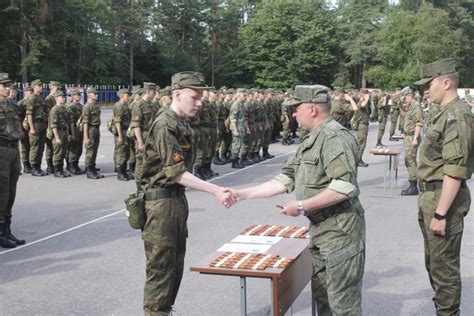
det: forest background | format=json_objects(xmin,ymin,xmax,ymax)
[{"xmin": 0, "ymin": 0, "xmax": 472, "ymax": 90}]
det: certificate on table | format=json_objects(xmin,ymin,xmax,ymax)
[
  {"xmin": 217, "ymin": 243, "xmax": 272, "ymax": 254},
  {"xmin": 231, "ymin": 235, "xmax": 282, "ymax": 245}
]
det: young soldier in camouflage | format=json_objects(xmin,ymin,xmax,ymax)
[
  {"xmin": 44, "ymin": 81, "xmax": 61, "ymax": 174},
  {"xmin": 49, "ymin": 91, "xmax": 71, "ymax": 178},
  {"xmin": 66, "ymin": 89, "xmax": 84, "ymax": 175},
  {"xmin": 82, "ymin": 87, "xmax": 104, "ymax": 179},
  {"xmin": 17, "ymin": 86, "xmax": 33, "ymax": 174},
  {"xmin": 27, "ymin": 79, "xmax": 48, "ymax": 176},
  {"xmin": 113, "ymin": 88, "xmax": 131, "ymax": 181},
  {"xmin": 139, "ymin": 71, "xmax": 235, "ymax": 315},
  {"xmin": 415, "ymin": 58, "xmax": 472, "ymax": 315},
  {"xmin": 227, "ymin": 85, "xmax": 366, "ymax": 316}
]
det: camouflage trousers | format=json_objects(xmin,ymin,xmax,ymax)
[
  {"xmin": 52, "ymin": 130, "xmax": 68, "ymax": 165},
  {"xmin": 230, "ymin": 129, "xmax": 243, "ymax": 159},
  {"xmin": 20, "ymin": 132, "xmax": 30, "ymax": 163},
  {"xmin": 215, "ymin": 121, "xmax": 226, "ymax": 153},
  {"xmin": 68, "ymin": 127, "xmax": 83, "ymax": 163},
  {"xmin": 239, "ymin": 128, "xmax": 253, "ymax": 156},
  {"xmin": 142, "ymin": 194, "xmax": 189, "ymax": 315},
  {"xmin": 195, "ymin": 126, "xmax": 210, "ymax": 166},
  {"xmin": 249, "ymin": 125, "xmax": 258, "ymax": 154},
  {"xmin": 205, "ymin": 127, "xmax": 217, "ymax": 164},
  {"xmin": 219, "ymin": 131, "xmax": 232, "ymax": 158},
  {"xmin": 309, "ymin": 206, "xmax": 365, "ymax": 316},
  {"xmin": 84, "ymin": 126, "xmax": 100, "ymax": 166},
  {"xmin": 399, "ymin": 113, "xmax": 405, "ymax": 132},
  {"xmin": 357, "ymin": 122, "xmax": 369, "ymax": 161},
  {"xmin": 377, "ymin": 116, "xmax": 387, "ymax": 143},
  {"xmin": 128, "ymin": 140, "xmax": 136, "ymax": 165},
  {"xmin": 114, "ymin": 132, "xmax": 130, "ymax": 166},
  {"xmin": 389, "ymin": 109, "xmax": 400, "ymax": 137},
  {"xmin": 28, "ymin": 122, "xmax": 46, "ymax": 166},
  {"xmin": 403, "ymin": 135, "xmax": 419, "ymax": 181},
  {"xmin": 263, "ymin": 124, "xmax": 273, "ymax": 149},
  {"xmin": 418, "ymin": 186, "xmax": 470, "ymax": 316},
  {"xmin": 281, "ymin": 116, "xmax": 291, "ymax": 139},
  {"xmin": 0, "ymin": 146, "xmax": 20, "ymax": 224},
  {"xmin": 45, "ymin": 135, "xmax": 53, "ymax": 162}
]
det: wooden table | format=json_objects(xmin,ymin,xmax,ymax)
[
  {"xmin": 190, "ymin": 236, "xmax": 313, "ymax": 316},
  {"xmin": 370, "ymin": 147, "xmax": 402, "ymax": 195}
]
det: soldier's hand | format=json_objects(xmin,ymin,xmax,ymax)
[
  {"xmin": 280, "ymin": 201, "xmax": 300, "ymax": 217},
  {"xmin": 233, "ymin": 131, "xmax": 240, "ymax": 137},
  {"xmin": 137, "ymin": 142, "xmax": 145, "ymax": 152},
  {"xmin": 84, "ymin": 138, "xmax": 91, "ymax": 145},
  {"xmin": 430, "ymin": 218, "xmax": 446, "ymax": 237},
  {"xmin": 29, "ymin": 129, "xmax": 36, "ymax": 136},
  {"xmin": 411, "ymin": 138, "xmax": 418, "ymax": 148},
  {"xmin": 55, "ymin": 137, "xmax": 62, "ymax": 145},
  {"xmin": 117, "ymin": 137, "xmax": 123, "ymax": 145}
]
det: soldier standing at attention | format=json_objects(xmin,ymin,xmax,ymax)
[
  {"xmin": 159, "ymin": 87, "xmax": 172, "ymax": 109},
  {"xmin": 262, "ymin": 89, "xmax": 275, "ymax": 159},
  {"xmin": 229, "ymin": 88, "xmax": 246, "ymax": 169},
  {"xmin": 82, "ymin": 87, "xmax": 104, "ymax": 179},
  {"xmin": 17, "ymin": 86, "xmax": 33, "ymax": 174},
  {"xmin": 227, "ymin": 85, "xmax": 365, "ymax": 315},
  {"xmin": 415, "ymin": 58, "xmax": 472, "ymax": 315},
  {"xmin": 463, "ymin": 89, "xmax": 473, "ymax": 110},
  {"xmin": 49, "ymin": 91, "xmax": 71, "ymax": 178},
  {"xmin": 399, "ymin": 87, "xmax": 423, "ymax": 196},
  {"xmin": 66, "ymin": 89, "xmax": 84, "ymax": 175},
  {"xmin": 389, "ymin": 87, "xmax": 401, "ymax": 141},
  {"xmin": 0, "ymin": 73, "xmax": 25, "ymax": 248},
  {"xmin": 376, "ymin": 92, "xmax": 389, "ymax": 147},
  {"xmin": 127, "ymin": 86, "xmax": 143, "ymax": 178},
  {"xmin": 113, "ymin": 88, "xmax": 131, "ymax": 181},
  {"xmin": 205, "ymin": 89, "xmax": 219, "ymax": 177},
  {"xmin": 281, "ymin": 89, "xmax": 294, "ymax": 146},
  {"xmin": 139, "ymin": 71, "xmax": 235, "ymax": 315},
  {"xmin": 27, "ymin": 79, "xmax": 48, "ymax": 176},
  {"xmin": 354, "ymin": 90, "xmax": 370, "ymax": 167},
  {"xmin": 44, "ymin": 81, "xmax": 61, "ymax": 174}
]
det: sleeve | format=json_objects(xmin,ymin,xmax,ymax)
[
  {"xmin": 229, "ymin": 103, "xmax": 238, "ymax": 122},
  {"xmin": 156, "ymin": 126, "xmax": 188, "ymax": 180},
  {"xmin": 442, "ymin": 115, "xmax": 471, "ymax": 179},
  {"xmin": 274, "ymin": 154, "xmax": 297, "ymax": 193},
  {"xmin": 130, "ymin": 104, "xmax": 142, "ymax": 128},
  {"xmin": 113, "ymin": 104, "xmax": 122, "ymax": 123},
  {"xmin": 414, "ymin": 103, "xmax": 424, "ymax": 127},
  {"xmin": 26, "ymin": 97, "xmax": 34, "ymax": 115},
  {"xmin": 82, "ymin": 104, "xmax": 90, "ymax": 124},
  {"xmin": 49, "ymin": 108, "xmax": 58, "ymax": 129}
]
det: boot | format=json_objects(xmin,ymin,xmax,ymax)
[
  {"xmin": 286, "ymin": 138, "xmax": 294, "ymax": 145},
  {"xmin": 31, "ymin": 164, "xmax": 46, "ymax": 177},
  {"xmin": 231, "ymin": 158, "xmax": 244, "ymax": 169},
  {"xmin": 72, "ymin": 161, "xmax": 83, "ymax": 175},
  {"xmin": 240, "ymin": 155, "xmax": 252, "ymax": 166},
  {"xmin": 201, "ymin": 164, "xmax": 212, "ymax": 179},
  {"xmin": 62, "ymin": 163, "xmax": 72, "ymax": 177},
  {"xmin": 193, "ymin": 165, "xmax": 206, "ymax": 180},
  {"xmin": 254, "ymin": 152, "xmax": 264, "ymax": 162},
  {"xmin": 282, "ymin": 138, "xmax": 289, "ymax": 146},
  {"xmin": 207, "ymin": 163, "xmax": 219, "ymax": 177},
  {"xmin": 0, "ymin": 224, "xmax": 17, "ymax": 248},
  {"xmin": 54, "ymin": 165, "xmax": 66, "ymax": 178},
  {"xmin": 117, "ymin": 164, "xmax": 130, "ymax": 181},
  {"xmin": 213, "ymin": 152, "xmax": 224, "ymax": 165},
  {"xmin": 375, "ymin": 141, "xmax": 386, "ymax": 148},
  {"xmin": 128, "ymin": 163, "xmax": 135, "ymax": 178},
  {"xmin": 86, "ymin": 165, "xmax": 101, "ymax": 179},
  {"xmin": 5, "ymin": 221, "xmax": 25, "ymax": 246},
  {"xmin": 248, "ymin": 153, "xmax": 258, "ymax": 164},
  {"xmin": 358, "ymin": 160, "xmax": 369, "ymax": 167},
  {"xmin": 262, "ymin": 148, "xmax": 274, "ymax": 159},
  {"xmin": 93, "ymin": 164, "xmax": 104, "ymax": 178},
  {"xmin": 47, "ymin": 159, "xmax": 54, "ymax": 174},
  {"xmin": 23, "ymin": 162, "xmax": 32, "ymax": 174},
  {"xmin": 66, "ymin": 160, "xmax": 72, "ymax": 173},
  {"xmin": 401, "ymin": 180, "xmax": 419, "ymax": 196}
]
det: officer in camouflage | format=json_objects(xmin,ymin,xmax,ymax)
[
  {"xmin": 228, "ymin": 84, "xmax": 366, "ymax": 315},
  {"xmin": 415, "ymin": 58, "xmax": 472, "ymax": 315},
  {"xmin": 0, "ymin": 73, "xmax": 25, "ymax": 248},
  {"xmin": 139, "ymin": 71, "xmax": 234, "ymax": 315}
]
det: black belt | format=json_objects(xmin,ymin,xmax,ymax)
[
  {"xmin": 0, "ymin": 138, "xmax": 18, "ymax": 148},
  {"xmin": 56, "ymin": 127, "xmax": 68, "ymax": 131},
  {"xmin": 419, "ymin": 180, "xmax": 466, "ymax": 192},
  {"xmin": 306, "ymin": 200, "xmax": 353, "ymax": 225},
  {"xmin": 89, "ymin": 124, "xmax": 100, "ymax": 128},
  {"xmin": 145, "ymin": 187, "xmax": 186, "ymax": 200},
  {"xmin": 405, "ymin": 132, "xmax": 414, "ymax": 136}
]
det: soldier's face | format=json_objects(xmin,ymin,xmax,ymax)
[
  {"xmin": 176, "ymin": 88, "xmax": 202, "ymax": 117},
  {"xmin": 34, "ymin": 84, "xmax": 42, "ymax": 93},
  {"xmin": 426, "ymin": 77, "xmax": 444, "ymax": 104},
  {"xmin": 0, "ymin": 83, "xmax": 10, "ymax": 98},
  {"xmin": 293, "ymin": 103, "xmax": 315, "ymax": 128},
  {"xmin": 56, "ymin": 96, "xmax": 65, "ymax": 104}
]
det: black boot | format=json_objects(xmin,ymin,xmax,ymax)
[
  {"xmin": 0, "ymin": 223, "xmax": 17, "ymax": 248},
  {"xmin": 401, "ymin": 180, "xmax": 419, "ymax": 196},
  {"xmin": 5, "ymin": 221, "xmax": 25, "ymax": 246},
  {"xmin": 282, "ymin": 139, "xmax": 289, "ymax": 145},
  {"xmin": 254, "ymin": 152, "xmax": 264, "ymax": 162},
  {"xmin": 66, "ymin": 160, "xmax": 72, "ymax": 173},
  {"xmin": 201, "ymin": 164, "xmax": 212, "ymax": 179},
  {"xmin": 213, "ymin": 152, "xmax": 224, "ymax": 165},
  {"xmin": 376, "ymin": 141, "xmax": 386, "ymax": 148},
  {"xmin": 72, "ymin": 162, "xmax": 83, "ymax": 175},
  {"xmin": 31, "ymin": 164, "xmax": 46, "ymax": 177},
  {"xmin": 262, "ymin": 148, "xmax": 274, "ymax": 159},
  {"xmin": 62, "ymin": 163, "xmax": 72, "ymax": 177},
  {"xmin": 117, "ymin": 164, "xmax": 130, "ymax": 181},
  {"xmin": 193, "ymin": 165, "xmax": 206, "ymax": 180},
  {"xmin": 47, "ymin": 159, "xmax": 54, "ymax": 174},
  {"xmin": 240, "ymin": 155, "xmax": 252, "ymax": 166},
  {"xmin": 54, "ymin": 165, "xmax": 66, "ymax": 178},
  {"xmin": 86, "ymin": 165, "xmax": 100, "ymax": 179},
  {"xmin": 231, "ymin": 158, "xmax": 244, "ymax": 169},
  {"xmin": 207, "ymin": 163, "xmax": 219, "ymax": 177},
  {"xmin": 23, "ymin": 162, "xmax": 32, "ymax": 174},
  {"xmin": 358, "ymin": 160, "xmax": 369, "ymax": 167},
  {"xmin": 93, "ymin": 164, "xmax": 104, "ymax": 178}
]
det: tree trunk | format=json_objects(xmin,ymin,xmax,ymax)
[{"xmin": 19, "ymin": 0, "xmax": 28, "ymax": 83}]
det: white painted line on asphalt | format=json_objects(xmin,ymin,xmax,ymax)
[
  {"xmin": 0, "ymin": 209, "xmax": 125, "ymax": 256},
  {"xmin": 0, "ymin": 150, "xmax": 295, "ymax": 255}
]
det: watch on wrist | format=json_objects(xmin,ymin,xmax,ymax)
[
  {"xmin": 434, "ymin": 212, "xmax": 446, "ymax": 220},
  {"xmin": 297, "ymin": 201, "xmax": 308, "ymax": 216}
]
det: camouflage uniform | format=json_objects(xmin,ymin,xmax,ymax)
[
  {"xmin": 82, "ymin": 89, "xmax": 103, "ymax": 178},
  {"xmin": 354, "ymin": 96, "xmax": 370, "ymax": 166},
  {"xmin": 26, "ymin": 87, "xmax": 48, "ymax": 175},
  {"xmin": 331, "ymin": 99, "xmax": 352, "ymax": 127},
  {"xmin": 275, "ymin": 90, "xmax": 365, "ymax": 315},
  {"xmin": 415, "ymin": 59, "xmax": 473, "ymax": 315},
  {"xmin": 113, "ymin": 89, "xmax": 132, "ymax": 180},
  {"xmin": 229, "ymin": 97, "xmax": 245, "ymax": 166},
  {"xmin": 403, "ymin": 97, "xmax": 423, "ymax": 182},
  {"xmin": 66, "ymin": 92, "xmax": 84, "ymax": 174},
  {"xmin": 16, "ymin": 89, "xmax": 31, "ymax": 172},
  {"xmin": 44, "ymin": 91, "xmax": 57, "ymax": 172},
  {"xmin": 49, "ymin": 92, "xmax": 70, "ymax": 177},
  {"xmin": 389, "ymin": 93, "xmax": 400, "ymax": 138},
  {"xmin": 376, "ymin": 94, "xmax": 389, "ymax": 146}
]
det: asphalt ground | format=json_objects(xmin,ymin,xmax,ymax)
[{"xmin": 1, "ymin": 108, "xmax": 473, "ymax": 315}]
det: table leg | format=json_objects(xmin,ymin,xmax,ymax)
[
  {"xmin": 240, "ymin": 276, "xmax": 247, "ymax": 316},
  {"xmin": 384, "ymin": 156, "xmax": 388, "ymax": 196},
  {"xmin": 388, "ymin": 155, "xmax": 393, "ymax": 192},
  {"xmin": 312, "ymin": 297, "xmax": 316, "ymax": 316}
]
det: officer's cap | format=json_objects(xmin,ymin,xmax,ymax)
[
  {"xmin": 171, "ymin": 71, "xmax": 211, "ymax": 91},
  {"xmin": 414, "ymin": 58, "xmax": 457, "ymax": 86},
  {"xmin": 286, "ymin": 85, "xmax": 331, "ymax": 107}
]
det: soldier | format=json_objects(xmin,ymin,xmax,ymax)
[
  {"xmin": 262, "ymin": 90, "xmax": 275, "ymax": 159},
  {"xmin": 0, "ymin": 73, "xmax": 25, "ymax": 248},
  {"xmin": 194, "ymin": 90, "xmax": 211, "ymax": 179},
  {"xmin": 213, "ymin": 90, "xmax": 227, "ymax": 165},
  {"xmin": 415, "ymin": 58, "xmax": 472, "ymax": 315},
  {"xmin": 281, "ymin": 89, "xmax": 294, "ymax": 145},
  {"xmin": 227, "ymin": 85, "xmax": 365, "ymax": 315},
  {"xmin": 389, "ymin": 87, "xmax": 401, "ymax": 140},
  {"xmin": 376, "ymin": 92, "xmax": 389, "ymax": 147},
  {"xmin": 353, "ymin": 90, "xmax": 370, "ymax": 167},
  {"xmin": 8, "ymin": 85, "xmax": 18, "ymax": 104},
  {"xmin": 205, "ymin": 89, "xmax": 219, "ymax": 177},
  {"xmin": 229, "ymin": 88, "xmax": 246, "ymax": 169},
  {"xmin": 331, "ymin": 88, "xmax": 356, "ymax": 127},
  {"xmin": 218, "ymin": 89, "xmax": 233, "ymax": 164},
  {"xmin": 139, "ymin": 71, "xmax": 234, "ymax": 315},
  {"xmin": 44, "ymin": 81, "xmax": 61, "ymax": 174},
  {"xmin": 159, "ymin": 87, "xmax": 172, "ymax": 108},
  {"xmin": 49, "ymin": 91, "xmax": 71, "ymax": 178},
  {"xmin": 127, "ymin": 86, "xmax": 143, "ymax": 178},
  {"xmin": 17, "ymin": 86, "xmax": 33, "ymax": 174},
  {"xmin": 113, "ymin": 88, "xmax": 131, "ymax": 181},
  {"xmin": 150, "ymin": 84, "xmax": 161, "ymax": 113},
  {"xmin": 239, "ymin": 90, "xmax": 254, "ymax": 166},
  {"xmin": 131, "ymin": 82, "xmax": 157, "ymax": 185},
  {"xmin": 463, "ymin": 89, "xmax": 473, "ymax": 109},
  {"xmin": 399, "ymin": 87, "xmax": 423, "ymax": 196},
  {"xmin": 66, "ymin": 89, "xmax": 84, "ymax": 175},
  {"xmin": 27, "ymin": 79, "xmax": 48, "ymax": 176},
  {"xmin": 82, "ymin": 87, "xmax": 104, "ymax": 179}
]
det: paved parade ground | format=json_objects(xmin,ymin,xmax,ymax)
[{"xmin": 0, "ymin": 108, "xmax": 472, "ymax": 316}]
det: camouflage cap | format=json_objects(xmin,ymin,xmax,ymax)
[
  {"xmin": 24, "ymin": 86, "xmax": 34, "ymax": 92},
  {"xmin": 399, "ymin": 86, "xmax": 413, "ymax": 100},
  {"xmin": 143, "ymin": 82, "xmax": 157, "ymax": 91},
  {"xmin": 160, "ymin": 86, "xmax": 172, "ymax": 97},
  {"xmin": 68, "ymin": 89, "xmax": 81, "ymax": 96},
  {"xmin": 31, "ymin": 79, "xmax": 42, "ymax": 86},
  {"xmin": 53, "ymin": 90, "xmax": 64, "ymax": 97},
  {"xmin": 226, "ymin": 88, "xmax": 235, "ymax": 95},
  {"xmin": 49, "ymin": 81, "xmax": 61, "ymax": 87},
  {"xmin": 414, "ymin": 58, "xmax": 457, "ymax": 86},
  {"xmin": 287, "ymin": 85, "xmax": 331, "ymax": 107},
  {"xmin": 236, "ymin": 88, "xmax": 247, "ymax": 94},
  {"xmin": 265, "ymin": 88, "xmax": 275, "ymax": 94},
  {"xmin": 117, "ymin": 88, "xmax": 130, "ymax": 96},
  {"xmin": 86, "ymin": 87, "xmax": 98, "ymax": 94},
  {"xmin": 0, "ymin": 73, "xmax": 12, "ymax": 84},
  {"xmin": 171, "ymin": 71, "xmax": 210, "ymax": 90},
  {"xmin": 10, "ymin": 85, "xmax": 18, "ymax": 91},
  {"xmin": 132, "ymin": 86, "xmax": 143, "ymax": 94}
]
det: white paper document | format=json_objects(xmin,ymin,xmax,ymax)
[
  {"xmin": 231, "ymin": 235, "xmax": 282, "ymax": 245},
  {"xmin": 217, "ymin": 243, "xmax": 272, "ymax": 254}
]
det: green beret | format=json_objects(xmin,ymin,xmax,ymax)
[
  {"xmin": 31, "ymin": 79, "xmax": 42, "ymax": 86},
  {"xmin": 171, "ymin": 71, "xmax": 210, "ymax": 90},
  {"xmin": 0, "ymin": 73, "xmax": 12, "ymax": 84},
  {"xmin": 414, "ymin": 58, "xmax": 457, "ymax": 86}
]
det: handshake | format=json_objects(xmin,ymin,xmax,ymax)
[{"xmin": 213, "ymin": 187, "xmax": 240, "ymax": 208}]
